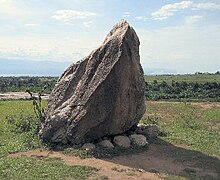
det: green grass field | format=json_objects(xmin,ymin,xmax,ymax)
[
  {"xmin": 141, "ymin": 101, "xmax": 220, "ymax": 179},
  {"xmin": 0, "ymin": 157, "xmax": 96, "ymax": 179},
  {"xmin": 0, "ymin": 100, "xmax": 96, "ymax": 179},
  {"xmin": 0, "ymin": 99, "xmax": 219, "ymax": 179},
  {"xmin": 145, "ymin": 74, "xmax": 220, "ymax": 84},
  {"xmin": 142, "ymin": 101, "xmax": 220, "ymax": 157}
]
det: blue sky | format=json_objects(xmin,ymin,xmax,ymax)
[{"xmin": 0, "ymin": 0, "xmax": 220, "ymax": 74}]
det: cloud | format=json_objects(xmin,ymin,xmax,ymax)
[
  {"xmin": 137, "ymin": 24, "xmax": 220, "ymax": 73},
  {"xmin": 185, "ymin": 15, "xmax": 202, "ymax": 24},
  {"xmin": 151, "ymin": 1, "xmax": 193, "ymax": 20},
  {"xmin": 135, "ymin": 16, "xmax": 149, "ymax": 21},
  {"xmin": 52, "ymin": 10, "xmax": 97, "ymax": 22},
  {"xmin": 0, "ymin": 35, "xmax": 101, "ymax": 62},
  {"xmin": 152, "ymin": 1, "xmax": 220, "ymax": 20},
  {"xmin": 0, "ymin": 0, "xmax": 26, "ymax": 16},
  {"xmin": 123, "ymin": 12, "xmax": 131, "ymax": 18},
  {"xmin": 83, "ymin": 20, "xmax": 92, "ymax": 27},
  {"xmin": 25, "ymin": 23, "xmax": 38, "ymax": 27},
  {"xmin": 0, "ymin": 0, "xmax": 9, "ymax": 3},
  {"xmin": 196, "ymin": 2, "xmax": 220, "ymax": 10},
  {"xmin": 135, "ymin": 16, "xmax": 144, "ymax": 20}
]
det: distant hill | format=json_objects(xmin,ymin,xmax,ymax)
[
  {"xmin": 143, "ymin": 68, "xmax": 177, "ymax": 75},
  {"xmin": 0, "ymin": 59, "xmax": 72, "ymax": 76},
  {"xmin": 0, "ymin": 58, "xmax": 177, "ymax": 76}
]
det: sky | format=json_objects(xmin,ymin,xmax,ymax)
[{"xmin": 0, "ymin": 0, "xmax": 220, "ymax": 74}]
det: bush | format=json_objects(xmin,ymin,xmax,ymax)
[{"xmin": 6, "ymin": 112, "xmax": 41, "ymax": 134}]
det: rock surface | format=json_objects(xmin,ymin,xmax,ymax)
[
  {"xmin": 129, "ymin": 134, "xmax": 148, "ymax": 147},
  {"xmin": 40, "ymin": 20, "xmax": 146, "ymax": 145},
  {"xmin": 113, "ymin": 135, "xmax": 131, "ymax": 148}
]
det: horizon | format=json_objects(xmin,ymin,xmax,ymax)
[
  {"xmin": 1, "ymin": 70, "xmax": 219, "ymax": 77},
  {"xmin": 1, "ymin": 0, "xmax": 220, "ymax": 75}
]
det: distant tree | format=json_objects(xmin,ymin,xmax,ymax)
[{"xmin": 195, "ymin": 72, "xmax": 202, "ymax": 75}]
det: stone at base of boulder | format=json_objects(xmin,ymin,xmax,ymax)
[
  {"xmin": 102, "ymin": 137, "xmax": 109, "ymax": 140},
  {"xmin": 98, "ymin": 140, "xmax": 114, "ymax": 149},
  {"xmin": 129, "ymin": 134, "xmax": 148, "ymax": 147},
  {"xmin": 82, "ymin": 143, "xmax": 96, "ymax": 151},
  {"xmin": 136, "ymin": 124, "xmax": 166, "ymax": 138},
  {"xmin": 113, "ymin": 135, "xmax": 131, "ymax": 148}
]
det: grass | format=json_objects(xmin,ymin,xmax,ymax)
[
  {"xmin": 111, "ymin": 167, "xmax": 137, "ymax": 176},
  {"xmin": 0, "ymin": 156, "xmax": 96, "ymax": 179},
  {"xmin": 143, "ymin": 101, "xmax": 220, "ymax": 157},
  {"xmin": 62, "ymin": 148, "xmax": 92, "ymax": 159},
  {"xmin": 0, "ymin": 99, "xmax": 219, "ymax": 179},
  {"xmin": 0, "ymin": 100, "xmax": 97, "ymax": 179},
  {"xmin": 145, "ymin": 73, "xmax": 220, "ymax": 84},
  {"xmin": 142, "ymin": 101, "xmax": 220, "ymax": 179},
  {"xmin": 0, "ymin": 100, "xmax": 46, "ymax": 157}
]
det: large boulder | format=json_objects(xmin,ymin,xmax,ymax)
[{"xmin": 40, "ymin": 20, "xmax": 146, "ymax": 145}]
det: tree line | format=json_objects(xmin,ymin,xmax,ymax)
[
  {"xmin": 0, "ymin": 77, "xmax": 57, "ymax": 94},
  {"xmin": 0, "ymin": 76, "xmax": 219, "ymax": 101},
  {"xmin": 145, "ymin": 80, "xmax": 220, "ymax": 101}
]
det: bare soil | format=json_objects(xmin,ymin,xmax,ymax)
[
  {"xmin": 0, "ymin": 92, "xmax": 49, "ymax": 100},
  {"xmin": 149, "ymin": 100, "xmax": 220, "ymax": 110},
  {"xmin": 1, "ymin": 93, "xmax": 219, "ymax": 111},
  {"xmin": 191, "ymin": 102, "xmax": 220, "ymax": 110},
  {"xmin": 9, "ymin": 140, "xmax": 220, "ymax": 180},
  {"xmin": 9, "ymin": 149, "xmax": 158, "ymax": 180}
]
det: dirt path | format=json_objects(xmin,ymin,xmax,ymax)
[
  {"xmin": 9, "ymin": 149, "xmax": 159, "ymax": 180},
  {"xmin": 149, "ymin": 100, "xmax": 220, "ymax": 110},
  {"xmin": 0, "ymin": 92, "xmax": 49, "ymax": 100},
  {"xmin": 1, "ymin": 93, "xmax": 219, "ymax": 111},
  {"xmin": 9, "ymin": 142, "xmax": 219, "ymax": 180}
]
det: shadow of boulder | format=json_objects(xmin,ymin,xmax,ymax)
[{"xmin": 103, "ymin": 139, "xmax": 220, "ymax": 179}]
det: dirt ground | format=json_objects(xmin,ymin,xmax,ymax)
[
  {"xmin": 149, "ymin": 100, "xmax": 220, "ymax": 110},
  {"xmin": 9, "ymin": 140, "xmax": 220, "ymax": 180},
  {"xmin": 0, "ymin": 92, "xmax": 49, "ymax": 100},
  {"xmin": 1, "ymin": 92, "xmax": 219, "ymax": 110}
]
